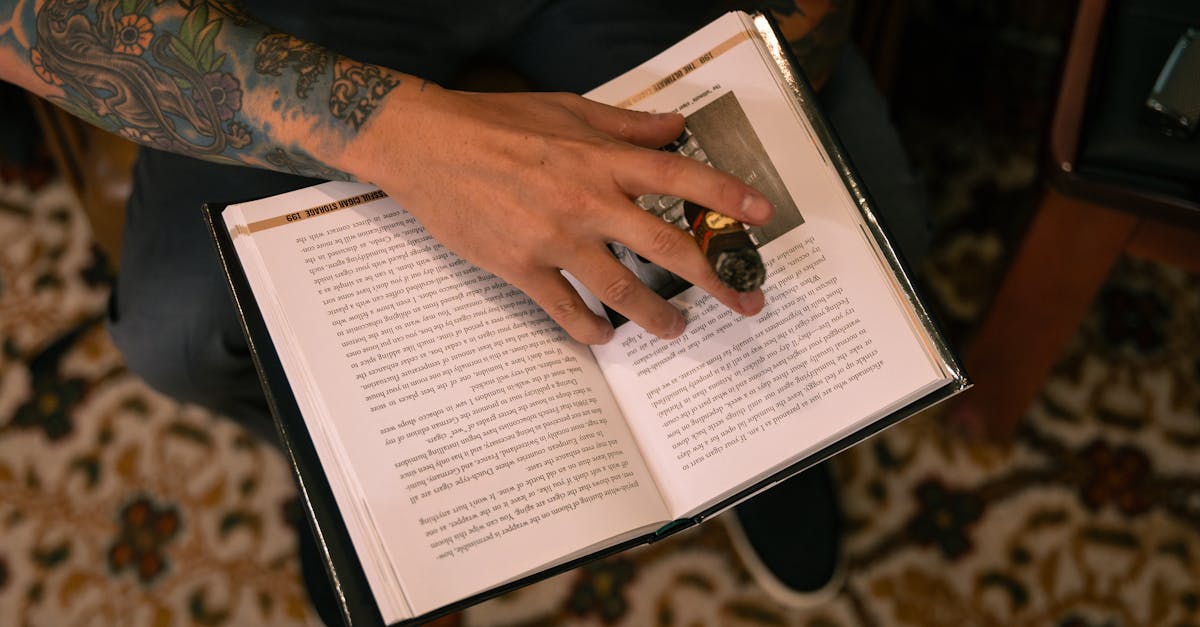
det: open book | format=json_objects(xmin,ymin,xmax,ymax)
[{"xmin": 206, "ymin": 11, "xmax": 967, "ymax": 626}]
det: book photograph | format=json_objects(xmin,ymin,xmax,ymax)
[{"xmin": 608, "ymin": 88, "xmax": 805, "ymax": 325}]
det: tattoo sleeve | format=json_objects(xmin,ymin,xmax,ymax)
[{"xmin": 1, "ymin": 0, "xmax": 407, "ymax": 180}]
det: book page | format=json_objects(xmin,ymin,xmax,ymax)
[
  {"xmin": 225, "ymin": 184, "xmax": 669, "ymax": 619},
  {"xmin": 585, "ymin": 13, "xmax": 948, "ymax": 516}
]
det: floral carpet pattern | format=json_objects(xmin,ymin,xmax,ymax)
[
  {"xmin": 0, "ymin": 180, "xmax": 317, "ymax": 626},
  {"xmin": 1, "ymin": 173, "xmax": 1198, "ymax": 627}
]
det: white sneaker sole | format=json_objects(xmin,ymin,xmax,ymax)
[{"xmin": 719, "ymin": 508, "xmax": 847, "ymax": 610}]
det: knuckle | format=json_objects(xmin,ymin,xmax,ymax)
[
  {"xmin": 547, "ymin": 135, "xmax": 607, "ymax": 168},
  {"xmin": 536, "ymin": 91, "xmax": 573, "ymax": 111},
  {"xmin": 546, "ymin": 295, "xmax": 587, "ymax": 321},
  {"xmin": 552, "ymin": 190, "xmax": 586, "ymax": 220},
  {"xmin": 715, "ymin": 176, "xmax": 742, "ymax": 207},
  {"xmin": 649, "ymin": 151, "xmax": 687, "ymax": 183},
  {"xmin": 543, "ymin": 298, "xmax": 608, "ymax": 345},
  {"xmin": 646, "ymin": 223, "xmax": 690, "ymax": 258},
  {"xmin": 600, "ymin": 275, "xmax": 640, "ymax": 306},
  {"xmin": 506, "ymin": 254, "xmax": 541, "ymax": 278},
  {"xmin": 526, "ymin": 221, "xmax": 572, "ymax": 252}
]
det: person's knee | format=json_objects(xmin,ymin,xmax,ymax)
[
  {"xmin": 109, "ymin": 295, "xmax": 206, "ymax": 404},
  {"xmin": 108, "ymin": 296, "xmax": 278, "ymax": 444},
  {"xmin": 107, "ymin": 277, "xmax": 252, "ymax": 412}
]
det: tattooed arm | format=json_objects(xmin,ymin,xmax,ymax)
[
  {"xmin": 0, "ymin": 0, "xmax": 403, "ymax": 178},
  {"xmin": 0, "ymin": 0, "xmax": 773, "ymax": 344}
]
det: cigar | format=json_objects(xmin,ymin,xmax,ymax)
[{"xmin": 684, "ymin": 201, "xmax": 765, "ymax": 292}]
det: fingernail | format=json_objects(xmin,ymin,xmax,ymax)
[
  {"xmin": 661, "ymin": 311, "xmax": 686, "ymax": 339},
  {"xmin": 738, "ymin": 290, "xmax": 764, "ymax": 315},
  {"xmin": 739, "ymin": 191, "xmax": 772, "ymax": 223}
]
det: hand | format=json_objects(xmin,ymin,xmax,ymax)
[{"xmin": 343, "ymin": 85, "xmax": 773, "ymax": 345}]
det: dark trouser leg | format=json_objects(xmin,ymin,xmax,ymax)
[
  {"xmin": 109, "ymin": 150, "xmax": 322, "ymax": 441},
  {"xmin": 819, "ymin": 47, "xmax": 930, "ymax": 268}
]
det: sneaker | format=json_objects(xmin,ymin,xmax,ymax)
[{"xmin": 722, "ymin": 460, "xmax": 845, "ymax": 608}]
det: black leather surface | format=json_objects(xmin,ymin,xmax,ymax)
[{"xmin": 1077, "ymin": 0, "xmax": 1200, "ymax": 204}]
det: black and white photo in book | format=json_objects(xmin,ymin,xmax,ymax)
[{"xmin": 608, "ymin": 90, "xmax": 805, "ymax": 326}]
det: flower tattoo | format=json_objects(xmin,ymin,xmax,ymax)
[
  {"xmin": 113, "ymin": 14, "xmax": 154, "ymax": 56},
  {"xmin": 195, "ymin": 71, "xmax": 243, "ymax": 120}
]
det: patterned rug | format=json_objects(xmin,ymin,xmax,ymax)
[
  {"xmin": 2, "ymin": 174, "xmax": 1198, "ymax": 627},
  {"xmin": 0, "ymin": 179, "xmax": 316, "ymax": 626}
]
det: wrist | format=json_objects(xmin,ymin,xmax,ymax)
[{"xmin": 335, "ymin": 75, "xmax": 444, "ymax": 187}]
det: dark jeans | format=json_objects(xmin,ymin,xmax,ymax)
[{"xmin": 108, "ymin": 2, "xmax": 927, "ymax": 623}]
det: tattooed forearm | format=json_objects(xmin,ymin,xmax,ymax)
[
  {"xmin": 1, "ymin": 0, "xmax": 408, "ymax": 179},
  {"xmin": 251, "ymin": 31, "xmax": 400, "ymax": 130}
]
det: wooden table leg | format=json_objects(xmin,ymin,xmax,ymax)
[{"xmin": 951, "ymin": 187, "xmax": 1137, "ymax": 440}]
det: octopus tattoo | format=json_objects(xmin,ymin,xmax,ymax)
[
  {"xmin": 253, "ymin": 31, "xmax": 328, "ymax": 99},
  {"xmin": 33, "ymin": 0, "xmax": 250, "ymax": 153}
]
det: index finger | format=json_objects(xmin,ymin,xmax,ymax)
[
  {"xmin": 613, "ymin": 149, "xmax": 774, "ymax": 226},
  {"xmin": 604, "ymin": 206, "xmax": 766, "ymax": 319}
]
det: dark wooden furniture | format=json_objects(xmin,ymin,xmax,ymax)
[
  {"xmin": 955, "ymin": 0, "xmax": 1200, "ymax": 440},
  {"xmin": 28, "ymin": 97, "xmax": 136, "ymax": 268}
]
